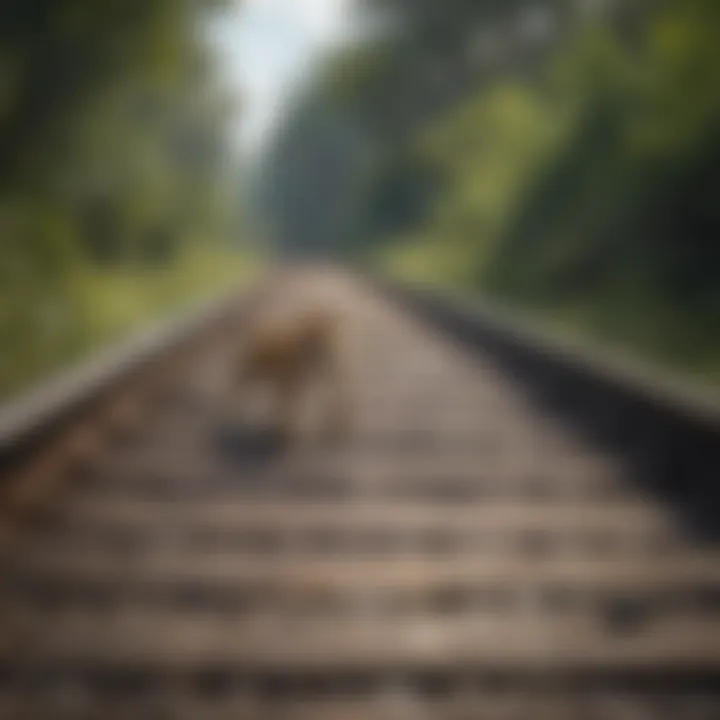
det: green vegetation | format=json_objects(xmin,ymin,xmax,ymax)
[
  {"xmin": 0, "ymin": 1, "xmax": 254, "ymax": 401},
  {"xmin": 261, "ymin": 0, "xmax": 720, "ymax": 383},
  {"xmin": 0, "ymin": 245, "xmax": 255, "ymax": 401}
]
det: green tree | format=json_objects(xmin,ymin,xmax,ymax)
[{"xmin": 0, "ymin": 0, "xmax": 247, "ymax": 399}]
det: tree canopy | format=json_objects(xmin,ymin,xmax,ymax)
[
  {"xmin": 260, "ymin": 0, "xmax": 720, "ymax": 380},
  {"xmin": 0, "ymin": 0, "xmax": 246, "ymax": 399}
]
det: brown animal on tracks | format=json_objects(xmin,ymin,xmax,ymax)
[{"xmin": 232, "ymin": 273, "xmax": 354, "ymax": 446}]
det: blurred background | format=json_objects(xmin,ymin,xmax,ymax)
[{"xmin": 1, "ymin": 0, "xmax": 719, "ymax": 403}]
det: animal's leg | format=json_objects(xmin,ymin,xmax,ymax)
[
  {"xmin": 322, "ymin": 341, "xmax": 353, "ymax": 441},
  {"xmin": 276, "ymin": 374, "xmax": 304, "ymax": 445},
  {"xmin": 227, "ymin": 350, "xmax": 258, "ymax": 421}
]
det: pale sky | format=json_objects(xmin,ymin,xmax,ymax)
[{"xmin": 211, "ymin": 0, "xmax": 356, "ymax": 155}]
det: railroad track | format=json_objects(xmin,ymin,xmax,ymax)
[{"xmin": 0, "ymin": 271, "xmax": 719, "ymax": 719}]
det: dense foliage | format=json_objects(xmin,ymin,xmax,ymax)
[
  {"xmin": 0, "ymin": 0, "xmax": 248, "ymax": 399},
  {"xmin": 261, "ymin": 0, "xmax": 720, "ymax": 381}
]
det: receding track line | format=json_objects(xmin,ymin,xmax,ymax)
[{"xmin": 1, "ymin": 269, "xmax": 719, "ymax": 719}]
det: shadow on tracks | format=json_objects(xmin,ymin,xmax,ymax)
[
  {"xmin": 393, "ymin": 288, "xmax": 720, "ymax": 545},
  {"xmin": 213, "ymin": 424, "xmax": 289, "ymax": 467}
]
